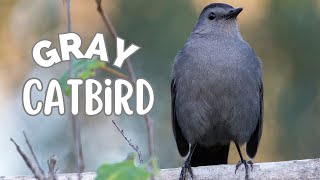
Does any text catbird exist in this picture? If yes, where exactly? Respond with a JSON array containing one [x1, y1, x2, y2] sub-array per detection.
[[171, 3, 263, 180]]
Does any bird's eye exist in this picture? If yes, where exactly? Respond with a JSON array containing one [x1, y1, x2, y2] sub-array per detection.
[[208, 12, 216, 20]]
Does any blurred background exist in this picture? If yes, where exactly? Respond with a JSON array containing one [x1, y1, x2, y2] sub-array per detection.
[[0, 0, 319, 176]]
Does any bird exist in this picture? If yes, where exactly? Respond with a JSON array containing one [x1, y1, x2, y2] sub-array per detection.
[[171, 3, 263, 180]]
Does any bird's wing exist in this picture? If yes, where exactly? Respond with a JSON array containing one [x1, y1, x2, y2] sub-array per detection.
[[246, 80, 263, 159], [171, 79, 189, 157]]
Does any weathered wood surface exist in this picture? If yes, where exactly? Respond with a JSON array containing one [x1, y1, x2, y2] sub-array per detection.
[[1, 158, 319, 180]]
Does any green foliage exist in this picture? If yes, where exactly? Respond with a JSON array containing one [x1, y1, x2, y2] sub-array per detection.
[[96, 153, 153, 180], [58, 59, 105, 96], [268, 0, 320, 159]]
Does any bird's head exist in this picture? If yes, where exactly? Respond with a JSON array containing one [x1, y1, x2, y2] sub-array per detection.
[[192, 3, 243, 37]]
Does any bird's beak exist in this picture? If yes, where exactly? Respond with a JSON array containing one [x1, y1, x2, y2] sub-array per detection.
[[226, 7, 243, 19]]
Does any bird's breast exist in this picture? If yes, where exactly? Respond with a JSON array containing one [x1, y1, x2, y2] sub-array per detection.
[[174, 48, 260, 145]]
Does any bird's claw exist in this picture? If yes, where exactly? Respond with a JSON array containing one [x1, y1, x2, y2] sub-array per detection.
[[247, 160, 253, 171], [179, 161, 193, 180], [235, 160, 253, 179]]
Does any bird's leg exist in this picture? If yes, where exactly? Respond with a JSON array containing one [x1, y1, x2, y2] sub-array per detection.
[[179, 144, 197, 180], [235, 143, 253, 180]]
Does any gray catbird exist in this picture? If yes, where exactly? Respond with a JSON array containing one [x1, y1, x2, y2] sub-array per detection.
[[171, 3, 263, 180]]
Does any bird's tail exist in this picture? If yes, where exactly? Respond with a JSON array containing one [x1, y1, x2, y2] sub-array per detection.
[[190, 143, 230, 166]]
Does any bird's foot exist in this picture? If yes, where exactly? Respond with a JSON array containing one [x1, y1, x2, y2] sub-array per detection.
[[179, 161, 193, 180], [235, 160, 253, 179]]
